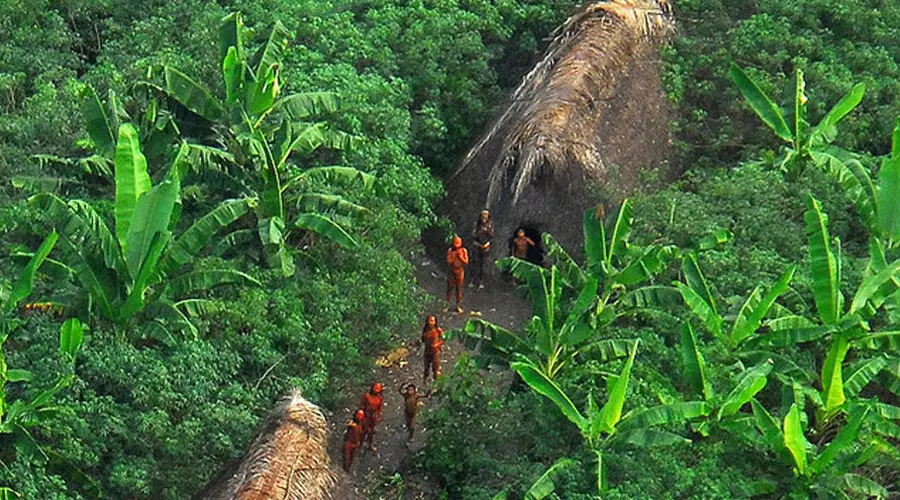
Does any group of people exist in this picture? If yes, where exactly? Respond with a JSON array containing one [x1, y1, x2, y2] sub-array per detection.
[[445, 209, 537, 313], [343, 210, 540, 473], [342, 315, 446, 472]]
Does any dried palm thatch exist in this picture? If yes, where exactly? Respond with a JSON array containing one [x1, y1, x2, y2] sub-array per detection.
[[454, 0, 674, 204], [441, 0, 674, 252], [198, 390, 339, 500]]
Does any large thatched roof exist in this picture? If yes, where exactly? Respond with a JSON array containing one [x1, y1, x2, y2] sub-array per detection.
[[197, 391, 339, 500], [443, 0, 674, 253]]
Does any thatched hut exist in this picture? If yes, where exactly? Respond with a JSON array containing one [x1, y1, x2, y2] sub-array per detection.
[[443, 0, 675, 254], [197, 391, 339, 500]]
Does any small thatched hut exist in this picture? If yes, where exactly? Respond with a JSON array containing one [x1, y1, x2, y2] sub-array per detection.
[[443, 0, 675, 254], [197, 391, 339, 500]]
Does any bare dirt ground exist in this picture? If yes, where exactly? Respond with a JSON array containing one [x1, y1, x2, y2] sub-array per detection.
[[327, 250, 530, 499]]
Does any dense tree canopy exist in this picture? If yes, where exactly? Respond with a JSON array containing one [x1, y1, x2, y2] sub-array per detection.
[[1, 1, 899, 499]]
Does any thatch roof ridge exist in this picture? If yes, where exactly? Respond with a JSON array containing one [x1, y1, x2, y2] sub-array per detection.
[[199, 390, 339, 500], [451, 0, 674, 206]]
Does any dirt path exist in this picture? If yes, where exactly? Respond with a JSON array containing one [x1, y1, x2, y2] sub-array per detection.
[[327, 250, 530, 499]]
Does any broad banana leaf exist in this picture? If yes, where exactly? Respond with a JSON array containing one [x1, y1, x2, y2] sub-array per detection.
[[144, 300, 198, 338], [542, 233, 586, 289], [808, 83, 865, 147], [581, 339, 637, 363], [729, 64, 792, 142], [159, 198, 252, 275], [612, 245, 676, 286], [119, 232, 169, 323], [597, 341, 639, 433], [524, 457, 578, 500], [251, 21, 290, 85], [114, 123, 152, 251], [804, 194, 843, 324], [124, 178, 179, 279], [751, 399, 793, 466], [844, 356, 889, 398], [849, 260, 900, 315], [294, 213, 358, 249], [295, 193, 369, 218], [731, 265, 796, 346], [167, 269, 260, 298], [511, 359, 587, 433], [219, 12, 244, 104], [618, 401, 710, 429], [5, 232, 57, 314], [82, 85, 116, 156], [219, 12, 243, 62], [282, 166, 376, 193], [222, 46, 244, 106], [783, 404, 808, 476], [496, 258, 555, 333], [560, 278, 598, 346], [58, 237, 117, 320], [164, 66, 223, 121], [676, 282, 722, 338], [842, 474, 887, 500], [718, 361, 773, 419], [681, 254, 718, 317], [59, 318, 83, 360], [614, 428, 691, 447], [821, 334, 850, 415], [810, 405, 870, 474], [697, 229, 733, 251], [619, 286, 682, 310], [812, 152, 877, 233], [276, 92, 341, 120], [878, 154, 900, 241], [680, 323, 712, 400], [10, 176, 69, 193], [174, 299, 224, 318]]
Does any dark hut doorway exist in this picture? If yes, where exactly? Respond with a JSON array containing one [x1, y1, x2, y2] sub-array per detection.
[[508, 223, 545, 266]]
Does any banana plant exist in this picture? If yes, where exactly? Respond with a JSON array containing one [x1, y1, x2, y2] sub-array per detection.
[[508, 341, 711, 494], [149, 12, 374, 276], [18, 84, 179, 194], [730, 64, 866, 181], [541, 200, 682, 311], [746, 401, 891, 499], [31, 123, 259, 340]]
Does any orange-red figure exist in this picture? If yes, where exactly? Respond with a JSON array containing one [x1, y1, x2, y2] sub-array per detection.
[[470, 210, 495, 289], [399, 383, 430, 441], [343, 409, 365, 472], [511, 229, 535, 259], [360, 383, 384, 452], [446, 236, 469, 313], [421, 315, 444, 383]]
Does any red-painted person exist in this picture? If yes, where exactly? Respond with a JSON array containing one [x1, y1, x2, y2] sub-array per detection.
[[343, 409, 365, 472], [360, 383, 384, 452], [421, 315, 444, 383], [446, 236, 469, 313]]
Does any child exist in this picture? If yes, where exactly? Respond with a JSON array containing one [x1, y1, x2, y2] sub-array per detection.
[[399, 383, 430, 441]]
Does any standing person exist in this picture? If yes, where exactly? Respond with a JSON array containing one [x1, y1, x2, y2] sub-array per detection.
[[360, 383, 384, 452], [470, 210, 495, 289], [343, 409, 365, 472], [421, 315, 444, 384], [511, 228, 535, 260], [446, 236, 469, 313], [398, 383, 431, 441]]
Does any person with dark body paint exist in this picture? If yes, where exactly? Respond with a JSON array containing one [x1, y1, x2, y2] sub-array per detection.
[[470, 209, 495, 289]]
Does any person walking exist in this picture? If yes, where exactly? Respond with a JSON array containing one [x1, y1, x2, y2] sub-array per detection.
[[342, 409, 365, 472], [421, 315, 444, 384], [399, 383, 431, 441], [359, 383, 384, 452], [446, 236, 469, 313]]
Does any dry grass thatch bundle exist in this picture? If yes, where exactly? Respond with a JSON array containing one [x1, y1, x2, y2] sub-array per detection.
[[452, 0, 675, 206], [198, 390, 339, 500]]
